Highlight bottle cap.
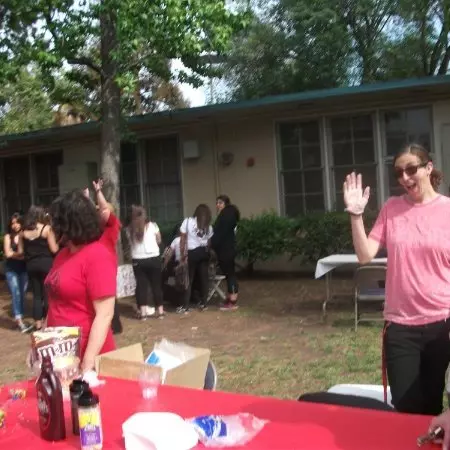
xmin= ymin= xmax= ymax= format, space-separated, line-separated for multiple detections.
xmin=77 ymin=388 xmax=99 ymax=407
xmin=70 ymin=379 xmax=89 ymax=394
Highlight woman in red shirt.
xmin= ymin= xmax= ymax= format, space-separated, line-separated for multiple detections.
xmin=45 ymin=189 xmax=116 ymax=373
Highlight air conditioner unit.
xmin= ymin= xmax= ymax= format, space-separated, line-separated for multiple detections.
xmin=182 ymin=140 xmax=200 ymax=160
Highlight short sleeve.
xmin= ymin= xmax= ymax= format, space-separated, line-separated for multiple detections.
xmin=180 ymin=218 xmax=188 ymax=234
xmin=170 ymin=238 xmax=177 ymax=251
xmin=153 ymin=222 xmax=160 ymax=233
xmin=207 ymin=226 xmax=213 ymax=240
xmin=368 ymin=201 xmax=389 ymax=247
xmin=85 ymin=244 xmax=117 ymax=301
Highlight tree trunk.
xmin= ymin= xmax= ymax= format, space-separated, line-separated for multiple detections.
xmin=100 ymin=4 xmax=123 ymax=262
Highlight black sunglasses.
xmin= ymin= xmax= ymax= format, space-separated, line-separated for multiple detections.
xmin=394 ymin=162 xmax=428 ymax=179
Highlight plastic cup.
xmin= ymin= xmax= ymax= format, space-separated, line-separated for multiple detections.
xmin=139 ymin=367 xmax=160 ymax=399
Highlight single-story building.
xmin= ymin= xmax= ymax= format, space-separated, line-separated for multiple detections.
xmin=1 ymin=75 xmax=450 ymax=231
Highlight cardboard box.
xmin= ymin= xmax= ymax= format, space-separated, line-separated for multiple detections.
xmin=96 ymin=343 xmax=211 ymax=390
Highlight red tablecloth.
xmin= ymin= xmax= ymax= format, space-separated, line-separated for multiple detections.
xmin=0 ymin=377 xmax=437 ymax=449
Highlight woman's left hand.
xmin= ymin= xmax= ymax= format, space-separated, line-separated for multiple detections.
xmin=429 ymin=410 xmax=450 ymax=449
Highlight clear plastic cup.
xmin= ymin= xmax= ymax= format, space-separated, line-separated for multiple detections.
xmin=139 ymin=367 xmax=161 ymax=399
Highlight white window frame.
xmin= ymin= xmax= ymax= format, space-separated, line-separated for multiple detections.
xmin=326 ymin=112 xmax=378 ymax=212
xmin=379 ymin=105 xmax=434 ymax=200
xmin=276 ymin=119 xmax=326 ymax=216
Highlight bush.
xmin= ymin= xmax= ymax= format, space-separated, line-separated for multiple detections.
xmin=236 ymin=211 xmax=378 ymax=270
xmin=236 ymin=212 xmax=297 ymax=273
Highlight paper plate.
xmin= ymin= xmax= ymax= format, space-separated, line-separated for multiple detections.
xmin=122 ymin=412 xmax=198 ymax=450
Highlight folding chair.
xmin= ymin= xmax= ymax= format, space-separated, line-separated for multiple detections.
xmin=354 ymin=265 xmax=386 ymax=331
xmin=206 ymin=275 xmax=226 ymax=304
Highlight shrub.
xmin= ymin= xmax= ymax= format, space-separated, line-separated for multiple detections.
xmin=236 ymin=212 xmax=297 ymax=272
xmin=236 ymin=211 xmax=379 ymax=269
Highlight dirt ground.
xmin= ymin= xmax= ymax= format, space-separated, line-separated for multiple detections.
xmin=0 ymin=274 xmax=384 ymax=399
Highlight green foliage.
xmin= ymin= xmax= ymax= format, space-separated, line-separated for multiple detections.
xmin=222 ymin=0 xmax=450 ymax=101
xmin=236 ymin=211 xmax=379 ymax=268
xmin=236 ymin=212 xmax=297 ymax=268
xmin=0 ymin=68 xmax=54 ymax=134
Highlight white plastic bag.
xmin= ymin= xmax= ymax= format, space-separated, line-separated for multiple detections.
xmin=187 ymin=413 xmax=268 ymax=447
xmin=145 ymin=339 xmax=198 ymax=382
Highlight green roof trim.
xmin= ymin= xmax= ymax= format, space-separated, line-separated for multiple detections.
xmin=2 ymin=74 xmax=450 ymax=144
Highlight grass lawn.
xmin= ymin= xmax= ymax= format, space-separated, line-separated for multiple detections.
xmin=0 ymin=275 xmax=384 ymax=399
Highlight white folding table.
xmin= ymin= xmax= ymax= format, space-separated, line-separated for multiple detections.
xmin=315 ymin=254 xmax=387 ymax=318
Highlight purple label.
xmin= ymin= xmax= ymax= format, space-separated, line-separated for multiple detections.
xmin=80 ymin=424 xmax=102 ymax=447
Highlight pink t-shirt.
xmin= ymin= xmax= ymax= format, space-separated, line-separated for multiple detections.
xmin=369 ymin=194 xmax=450 ymax=325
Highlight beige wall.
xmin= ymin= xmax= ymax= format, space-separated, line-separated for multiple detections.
xmin=216 ymin=117 xmax=279 ymax=216
xmin=178 ymin=117 xmax=280 ymax=218
xmin=179 ymin=125 xmax=217 ymax=216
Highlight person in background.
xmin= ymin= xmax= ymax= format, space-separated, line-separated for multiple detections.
xmin=179 ymin=204 xmax=213 ymax=314
xmin=45 ymin=190 xmax=116 ymax=373
xmin=84 ymin=179 xmax=123 ymax=334
xmin=21 ymin=206 xmax=58 ymax=330
xmin=127 ymin=205 xmax=165 ymax=320
xmin=3 ymin=213 xmax=32 ymax=332
xmin=211 ymin=195 xmax=240 ymax=311
xmin=344 ymin=143 xmax=450 ymax=416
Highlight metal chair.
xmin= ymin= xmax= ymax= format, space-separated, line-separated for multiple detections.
xmin=354 ymin=265 xmax=386 ymax=331
xmin=298 ymin=392 xmax=394 ymax=412
xmin=204 ymin=360 xmax=218 ymax=391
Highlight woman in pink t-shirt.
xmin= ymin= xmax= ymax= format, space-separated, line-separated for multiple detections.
xmin=44 ymin=190 xmax=117 ymax=374
xmin=344 ymin=143 xmax=450 ymax=416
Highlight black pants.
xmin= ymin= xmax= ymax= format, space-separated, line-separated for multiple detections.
xmin=132 ymin=257 xmax=163 ymax=308
xmin=384 ymin=319 xmax=450 ymax=415
xmin=216 ymin=246 xmax=238 ymax=295
xmin=183 ymin=247 xmax=209 ymax=309
xmin=29 ymin=270 xmax=49 ymax=321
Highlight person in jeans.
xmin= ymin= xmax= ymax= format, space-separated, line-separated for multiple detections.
xmin=179 ymin=204 xmax=213 ymax=314
xmin=211 ymin=195 xmax=240 ymax=311
xmin=21 ymin=206 xmax=58 ymax=330
xmin=344 ymin=143 xmax=450 ymax=416
xmin=3 ymin=213 xmax=31 ymax=332
xmin=127 ymin=205 xmax=164 ymax=320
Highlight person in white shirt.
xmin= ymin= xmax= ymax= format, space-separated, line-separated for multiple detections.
xmin=179 ymin=204 xmax=213 ymax=313
xmin=127 ymin=205 xmax=164 ymax=319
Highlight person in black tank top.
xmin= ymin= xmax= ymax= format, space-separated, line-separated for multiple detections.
xmin=3 ymin=213 xmax=32 ymax=333
xmin=21 ymin=206 xmax=59 ymax=330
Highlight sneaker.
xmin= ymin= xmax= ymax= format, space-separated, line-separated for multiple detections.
xmin=176 ymin=307 xmax=190 ymax=315
xmin=198 ymin=304 xmax=208 ymax=312
xmin=18 ymin=322 xmax=33 ymax=333
xmin=220 ymin=302 xmax=239 ymax=311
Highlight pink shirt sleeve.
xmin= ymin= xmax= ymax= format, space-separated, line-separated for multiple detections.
xmin=368 ymin=200 xmax=389 ymax=247
xmin=86 ymin=245 xmax=117 ymax=301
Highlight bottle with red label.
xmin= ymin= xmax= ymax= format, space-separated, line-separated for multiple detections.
xmin=36 ymin=355 xmax=66 ymax=441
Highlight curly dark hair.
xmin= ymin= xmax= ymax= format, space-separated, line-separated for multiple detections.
xmin=49 ymin=189 xmax=101 ymax=246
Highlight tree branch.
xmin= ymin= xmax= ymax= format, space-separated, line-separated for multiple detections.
xmin=67 ymin=57 xmax=103 ymax=77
